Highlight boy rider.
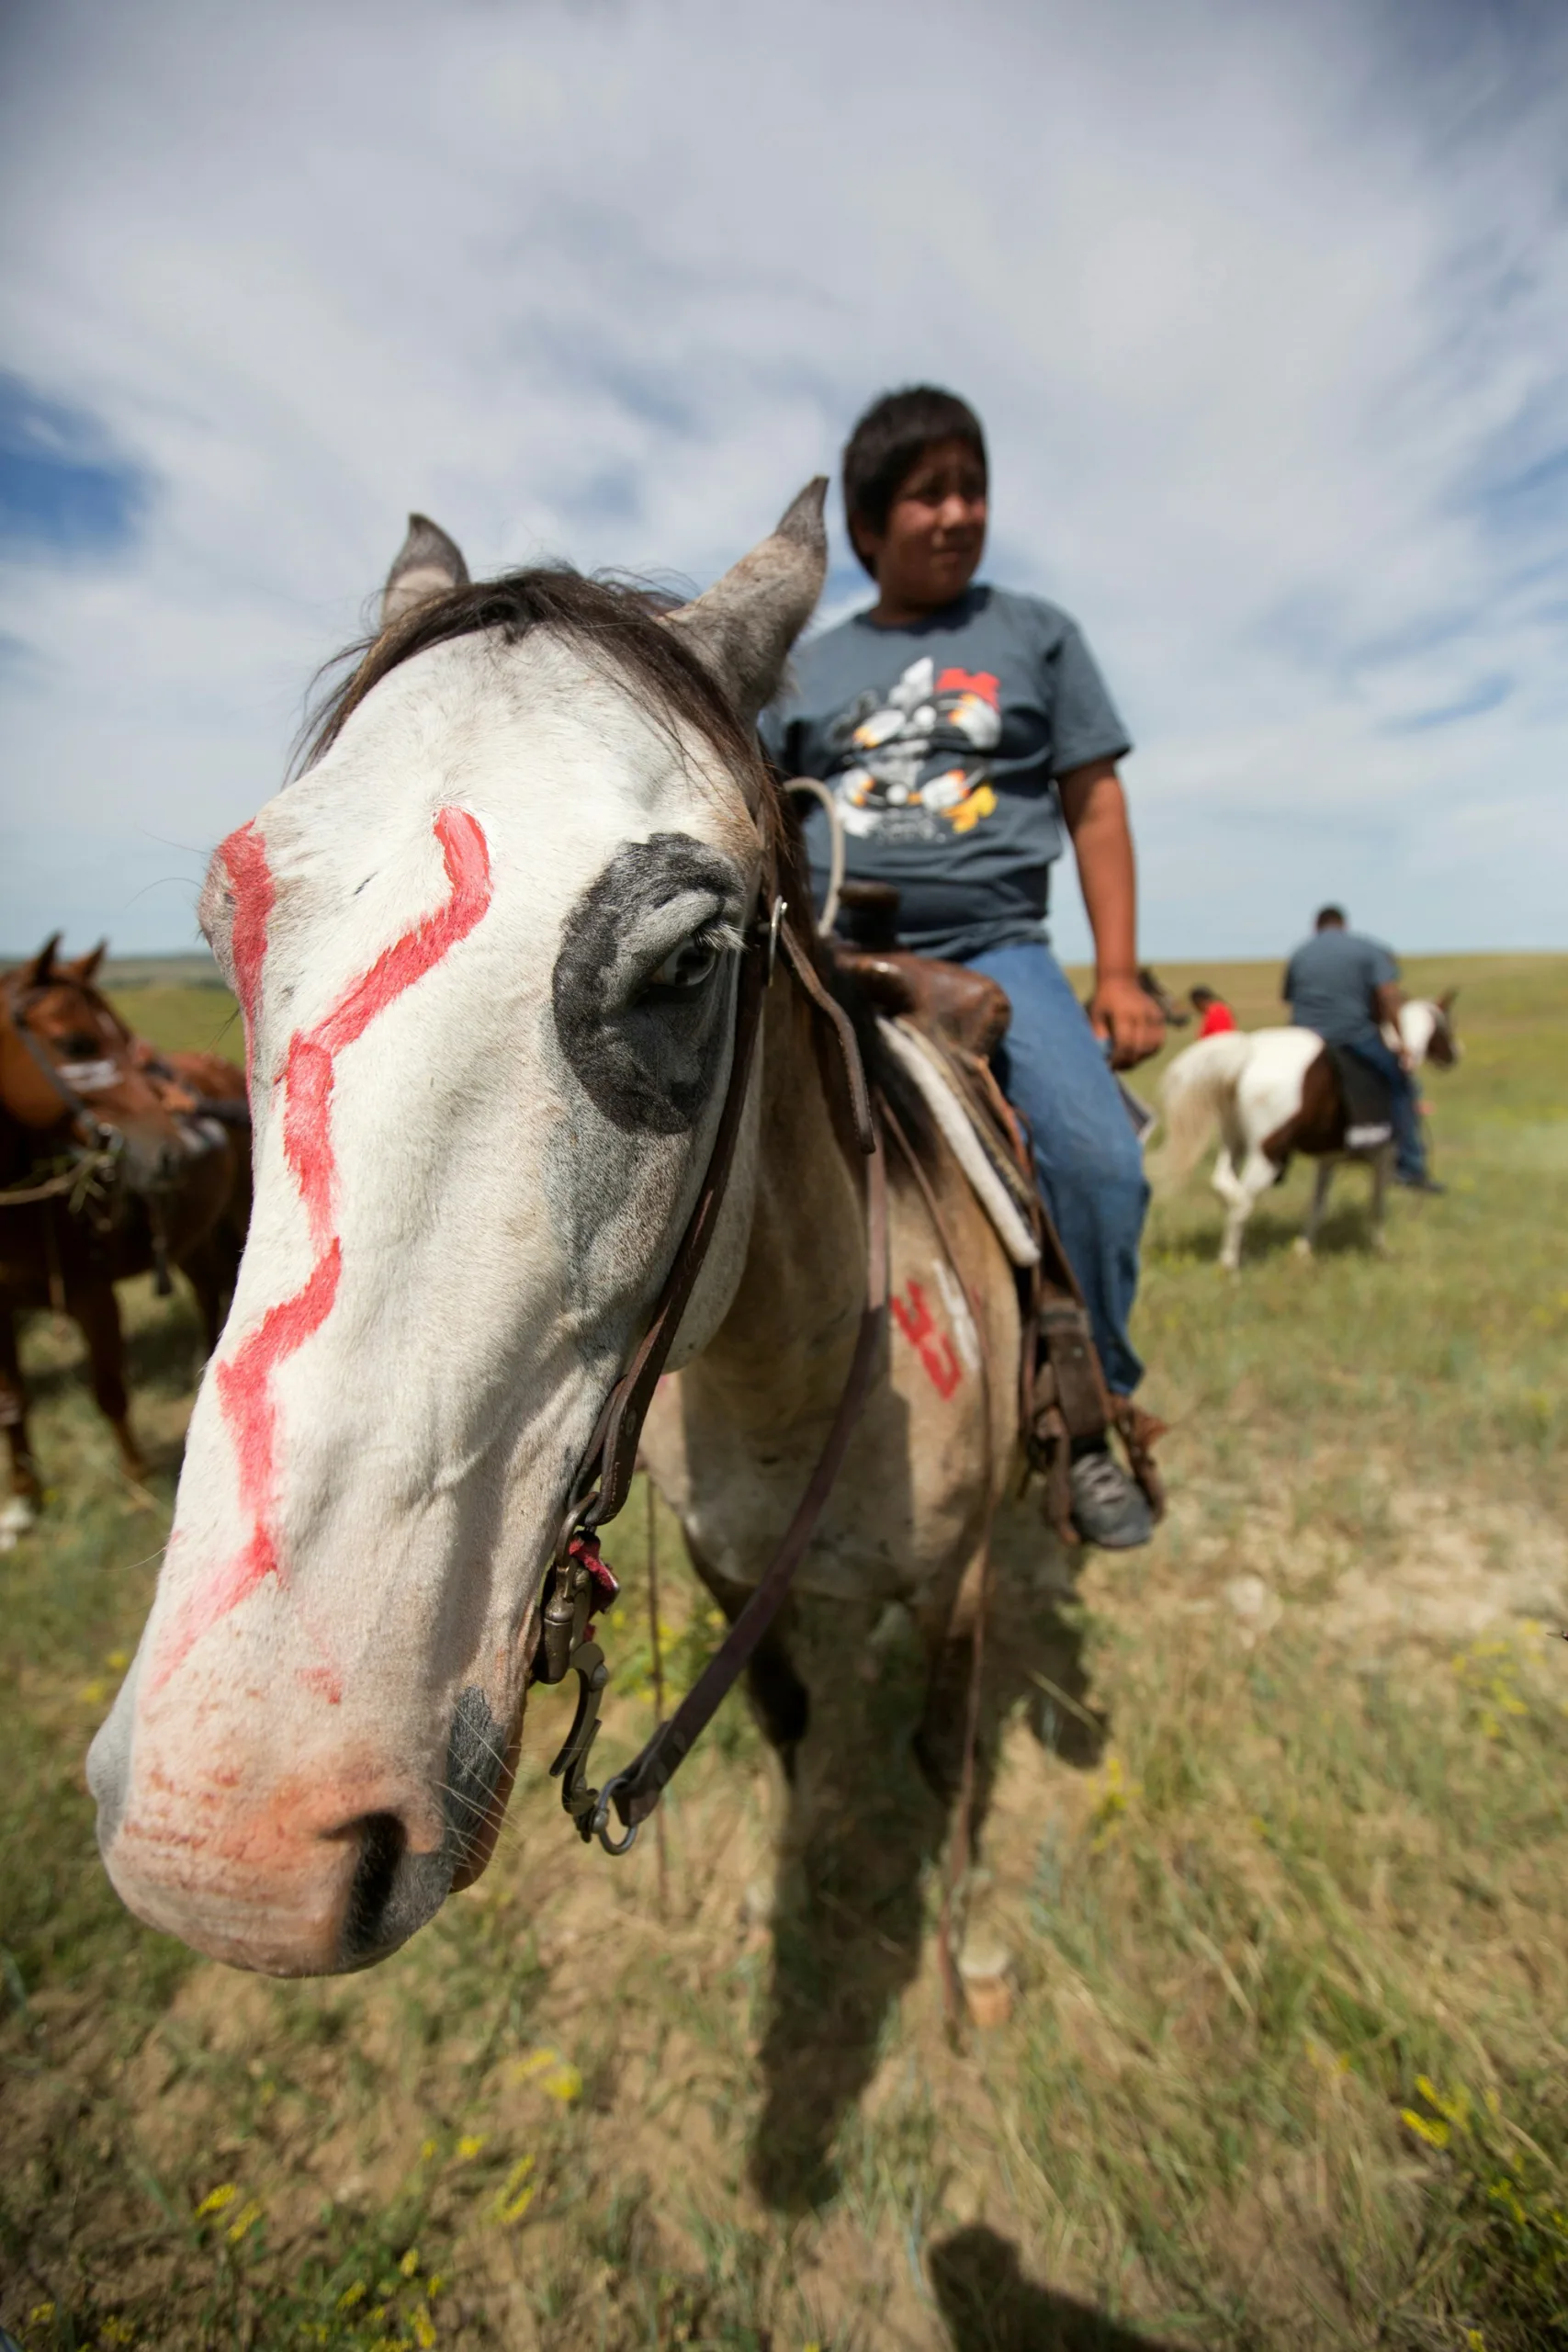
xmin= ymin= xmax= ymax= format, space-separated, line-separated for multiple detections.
xmin=762 ymin=386 xmax=1162 ymax=1547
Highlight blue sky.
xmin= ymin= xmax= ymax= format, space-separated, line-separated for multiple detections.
xmin=2 ymin=0 xmax=1565 ymax=961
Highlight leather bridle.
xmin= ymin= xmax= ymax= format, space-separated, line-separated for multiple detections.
xmin=2 ymin=977 xmax=123 ymax=1149
xmin=529 ymin=859 xmax=887 ymax=1856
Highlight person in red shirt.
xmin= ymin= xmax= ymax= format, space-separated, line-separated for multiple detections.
xmin=1190 ymin=984 xmax=1236 ymax=1038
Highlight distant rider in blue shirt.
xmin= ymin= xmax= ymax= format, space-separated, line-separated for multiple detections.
xmin=762 ymin=386 xmax=1163 ymax=1547
xmin=1282 ymin=905 xmax=1440 ymax=1192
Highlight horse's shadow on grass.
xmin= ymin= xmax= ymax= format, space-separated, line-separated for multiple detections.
xmin=750 ymin=1525 xmax=1104 ymax=2214
xmin=930 ymin=2225 xmax=1184 ymax=2350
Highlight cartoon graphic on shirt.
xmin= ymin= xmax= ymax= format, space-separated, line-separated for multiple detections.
xmin=827 ymin=657 xmax=1002 ymax=841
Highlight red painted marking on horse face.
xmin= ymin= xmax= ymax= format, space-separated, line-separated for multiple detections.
xmin=152 ymin=809 xmax=492 ymax=1693
xmin=220 ymin=822 xmax=276 ymax=1091
xmin=890 ymin=1280 xmax=962 ymax=1400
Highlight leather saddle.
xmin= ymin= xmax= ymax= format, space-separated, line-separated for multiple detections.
xmin=1325 ymin=1043 xmax=1394 ymax=1149
xmin=830 ymin=883 xmax=1011 ymax=1061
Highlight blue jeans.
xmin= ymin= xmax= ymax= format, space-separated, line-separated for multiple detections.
xmin=1340 ymin=1035 xmax=1426 ymax=1181
xmin=964 ymin=941 xmax=1148 ymax=1396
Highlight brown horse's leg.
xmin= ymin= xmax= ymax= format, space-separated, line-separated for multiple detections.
xmin=0 ymin=1308 xmax=42 ymax=1510
xmin=179 ymin=1238 xmax=224 ymax=1355
xmin=687 ymin=1548 xmax=810 ymax=1771
xmin=74 ymin=1283 xmax=147 ymax=1482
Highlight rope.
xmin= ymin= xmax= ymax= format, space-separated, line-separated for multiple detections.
xmin=646 ymin=1476 xmax=669 ymax=1914
xmin=783 ymin=776 xmax=845 ymax=936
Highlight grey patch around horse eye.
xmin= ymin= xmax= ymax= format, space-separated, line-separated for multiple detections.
xmin=551 ymin=833 xmax=742 ymax=1135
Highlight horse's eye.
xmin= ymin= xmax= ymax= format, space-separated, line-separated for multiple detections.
xmin=63 ymin=1032 xmax=101 ymax=1057
xmin=648 ymin=936 xmax=719 ymax=992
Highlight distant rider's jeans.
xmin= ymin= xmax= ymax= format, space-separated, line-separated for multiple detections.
xmin=1340 ymin=1034 xmax=1427 ymax=1181
xmin=964 ymin=940 xmax=1148 ymax=1396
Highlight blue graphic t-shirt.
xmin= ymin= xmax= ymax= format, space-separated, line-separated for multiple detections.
xmin=760 ymin=584 xmax=1132 ymax=959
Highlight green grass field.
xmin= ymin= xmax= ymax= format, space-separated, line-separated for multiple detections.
xmin=3 ymin=957 xmax=1565 ymax=2351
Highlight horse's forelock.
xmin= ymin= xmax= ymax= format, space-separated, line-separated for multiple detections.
xmin=297 ymin=567 xmax=769 ymax=804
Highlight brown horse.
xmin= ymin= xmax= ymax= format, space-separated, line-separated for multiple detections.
xmin=1 ymin=937 xmax=249 ymax=1518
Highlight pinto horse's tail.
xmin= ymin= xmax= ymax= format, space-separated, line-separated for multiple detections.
xmin=1149 ymin=1033 xmax=1254 ymax=1188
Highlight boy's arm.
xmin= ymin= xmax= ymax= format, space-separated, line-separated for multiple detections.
xmin=1058 ymin=757 xmax=1164 ymax=1067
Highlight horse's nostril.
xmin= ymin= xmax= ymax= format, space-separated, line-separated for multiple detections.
xmin=342 ymin=1812 xmax=408 ymax=1959
xmin=337 ymin=1810 xmax=452 ymax=1967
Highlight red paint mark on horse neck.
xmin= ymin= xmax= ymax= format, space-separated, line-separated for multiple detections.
xmin=220 ymin=822 xmax=276 ymax=1091
xmin=154 ymin=808 xmax=492 ymax=1690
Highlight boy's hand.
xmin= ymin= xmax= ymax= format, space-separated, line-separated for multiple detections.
xmin=1090 ymin=973 xmax=1165 ymax=1069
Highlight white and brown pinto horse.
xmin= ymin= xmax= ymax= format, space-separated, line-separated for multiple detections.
xmin=89 ymin=491 xmax=1030 ymax=1977
xmin=1155 ymin=999 xmax=1459 ymax=1271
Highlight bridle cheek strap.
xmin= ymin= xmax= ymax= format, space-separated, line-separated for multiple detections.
xmin=531 ymin=891 xmax=887 ymax=1852
xmin=604 ymin=1124 xmax=886 ymax=1831
xmin=557 ymin=910 xmax=773 ymax=1551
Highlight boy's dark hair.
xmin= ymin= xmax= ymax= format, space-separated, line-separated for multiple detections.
xmin=842 ymin=386 xmax=987 ymax=574
xmin=1315 ymin=905 xmax=1348 ymax=931
xmin=1190 ymin=985 xmax=1219 ymax=1008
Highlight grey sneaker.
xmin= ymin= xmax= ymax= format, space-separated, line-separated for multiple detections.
xmin=1069 ymin=1448 xmax=1154 ymax=1549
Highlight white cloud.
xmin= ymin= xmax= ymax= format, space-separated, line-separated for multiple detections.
xmin=2 ymin=0 xmax=1565 ymax=957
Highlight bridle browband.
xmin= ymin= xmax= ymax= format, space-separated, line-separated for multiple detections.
xmin=529 ymin=824 xmax=887 ymax=1857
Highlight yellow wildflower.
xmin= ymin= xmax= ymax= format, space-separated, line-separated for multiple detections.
xmin=400 ymin=2246 xmax=421 ymax=2278
xmin=454 ymin=2132 xmax=486 ymax=2161
xmin=1402 ymin=2109 xmax=1450 ymax=2150
xmin=226 ymin=2199 xmax=262 ymax=2244
xmin=1415 ymin=2076 xmax=1471 ymax=2130
xmin=420 ymin=2136 xmax=438 ymax=2161
xmin=105 ymin=1648 xmax=130 ymax=1670
xmin=492 ymin=2153 xmax=537 ymax=2224
xmin=194 ymin=2183 xmax=238 ymax=2218
xmin=426 ymin=2275 xmax=446 ymax=2300
xmin=29 ymin=2307 xmax=56 ymax=2327
xmin=412 ymin=2309 xmax=437 ymax=2350
xmin=336 ymin=2282 xmax=367 ymax=2312
xmin=507 ymin=2046 xmax=581 ymax=2101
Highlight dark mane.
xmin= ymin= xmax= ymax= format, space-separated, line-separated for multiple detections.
xmin=302 ymin=563 xmax=933 ymax=1161
xmin=298 ymin=566 xmax=770 ymax=800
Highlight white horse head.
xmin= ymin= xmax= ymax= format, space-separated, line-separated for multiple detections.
xmin=88 ymin=483 xmax=827 ymax=1975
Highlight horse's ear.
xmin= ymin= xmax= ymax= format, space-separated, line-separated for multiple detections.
xmin=66 ymin=940 xmax=108 ymax=987
xmin=381 ymin=513 xmax=469 ymax=632
xmin=20 ymin=932 xmax=62 ymax=988
xmin=666 ymin=478 xmax=828 ymax=731
xmin=1438 ymin=987 xmax=1458 ymax=1013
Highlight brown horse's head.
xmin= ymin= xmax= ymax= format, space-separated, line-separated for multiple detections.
xmin=0 ymin=936 xmax=198 ymax=1194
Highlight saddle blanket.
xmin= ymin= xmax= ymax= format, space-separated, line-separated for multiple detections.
xmin=876 ymin=1017 xmax=1041 ymax=1268
xmin=1326 ymin=1043 xmax=1393 ymax=1150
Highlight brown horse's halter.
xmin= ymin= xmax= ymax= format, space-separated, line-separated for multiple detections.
xmin=530 ymin=883 xmax=887 ymax=1855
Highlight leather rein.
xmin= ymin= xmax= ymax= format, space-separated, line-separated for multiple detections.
xmin=527 ymin=875 xmax=887 ymax=1857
